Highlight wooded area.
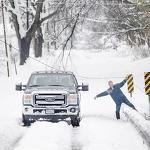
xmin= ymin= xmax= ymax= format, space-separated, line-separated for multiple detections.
xmin=0 ymin=0 xmax=150 ymax=65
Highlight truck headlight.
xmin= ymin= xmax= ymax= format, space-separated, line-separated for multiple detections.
xmin=68 ymin=94 xmax=78 ymax=105
xmin=23 ymin=94 xmax=32 ymax=105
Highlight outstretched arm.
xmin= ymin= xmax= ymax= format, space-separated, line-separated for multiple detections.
xmin=96 ymin=91 xmax=109 ymax=98
xmin=117 ymin=79 xmax=127 ymax=88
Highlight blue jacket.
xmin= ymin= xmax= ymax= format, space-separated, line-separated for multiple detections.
xmin=96 ymin=80 xmax=127 ymax=104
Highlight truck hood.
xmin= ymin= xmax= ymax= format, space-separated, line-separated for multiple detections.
xmin=25 ymin=86 xmax=76 ymax=94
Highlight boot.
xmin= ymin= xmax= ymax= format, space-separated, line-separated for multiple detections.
xmin=116 ymin=112 xmax=120 ymax=119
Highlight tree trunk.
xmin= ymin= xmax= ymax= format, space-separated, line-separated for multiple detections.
xmin=8 ymin=0 xmax=65 ymax=65
xmin=19 ymin=37 xmax=31 ymax=65
xmin=34 ymin=27 xmax=43 ymax=57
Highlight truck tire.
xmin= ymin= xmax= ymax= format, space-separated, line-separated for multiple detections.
xmin=71 ymin=117 xmax=80 ymax=127
xmin=22 ymin=114 xmax=31 ymax=126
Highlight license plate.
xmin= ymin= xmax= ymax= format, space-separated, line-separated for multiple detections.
xmin=46 ymin=109 xmax=54 ymax=114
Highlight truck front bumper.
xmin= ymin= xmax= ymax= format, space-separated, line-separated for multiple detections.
xmin=22 ymin=105 xmax=80 ymax=122
xmin=23 ymin=114 xmax=80 ymax=122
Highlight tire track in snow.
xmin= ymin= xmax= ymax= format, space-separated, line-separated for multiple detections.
xmin=71 ymin=127 xmax=82 ymax=150
xmin=14 ymin=121 xmax=72 ymax=150
xmin=14 ymin=121 xmax=83 ymax=150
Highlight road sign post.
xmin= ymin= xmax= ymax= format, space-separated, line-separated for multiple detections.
xmin=127 ymin=74 xmax=134 ymax=97
xmin=144 ymin=72 xmax=150 ymax=116
xmin=148 ymin=94 xmax=150 ymax=116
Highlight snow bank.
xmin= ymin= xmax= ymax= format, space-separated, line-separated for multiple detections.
xmin=123 ymin=107 xmax=150 ymax=147
xmin=0 ymin=77 xmax=25 ymax=150
xmin=14 ymin=121 xmax=72 ymax=150
xmin=0 ymin=120 xmax=25 ymax=150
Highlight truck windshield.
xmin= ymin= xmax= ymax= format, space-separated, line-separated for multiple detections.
xmin=28 ymin=74 xmax=75 ymax=87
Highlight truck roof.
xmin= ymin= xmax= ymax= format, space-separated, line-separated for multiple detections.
xmin=32 ymin=71 xmax=74 ymax=75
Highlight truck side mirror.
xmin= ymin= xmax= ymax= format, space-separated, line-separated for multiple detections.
xmin=16 ymin=83 xmax=26 ymax=91
xmin=78 ymin=83 xmax=89 ymax=91
xmin=16 ymin=83 xmax=22 ymax=91
xmin=82 ymin=84 xmax=89 ymax=91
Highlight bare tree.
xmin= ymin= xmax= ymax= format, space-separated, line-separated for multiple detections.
xmin=43 ymin=0 xmax=89 ymax=51
xmin=7 ymin=0 xmax=66 ymax=65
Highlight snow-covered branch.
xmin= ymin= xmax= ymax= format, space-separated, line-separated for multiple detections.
xmin=40 ymin=3 xmax=64 ymax=23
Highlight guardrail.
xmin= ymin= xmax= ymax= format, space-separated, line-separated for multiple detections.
xmin=123 ymin=108 xmax=150 ymax=149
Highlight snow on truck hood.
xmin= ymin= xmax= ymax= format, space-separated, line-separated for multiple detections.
xmin=24 ymin=86 xmax=76 ymax=94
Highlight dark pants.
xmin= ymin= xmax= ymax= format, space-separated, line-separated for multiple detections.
xmin=115 ymin=98 xmax=136 ymax=119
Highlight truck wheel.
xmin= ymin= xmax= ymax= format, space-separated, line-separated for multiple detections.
xmin=22 ymin=114 xmax=31 ymax=126
xmin=71 ymin=117 xmax=80 ymax=127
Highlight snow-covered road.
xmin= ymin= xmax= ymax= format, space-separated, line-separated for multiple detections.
xmin=14 ymin=116 xmax=147 ymax=150
xmin=1 ymin=50 xmax=150 ymax=150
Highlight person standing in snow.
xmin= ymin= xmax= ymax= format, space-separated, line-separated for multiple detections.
xmin=94 ymin=77 xmax=136 ymax=119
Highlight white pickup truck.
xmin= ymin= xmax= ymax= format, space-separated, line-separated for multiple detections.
xmin=16 ymin=71 xmax=89 ymax=127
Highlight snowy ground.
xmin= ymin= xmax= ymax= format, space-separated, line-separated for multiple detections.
xmin=0 ymin=50 xmax=150 ymax=150
xmin=13 ymin=117 xmax=147 ymax=150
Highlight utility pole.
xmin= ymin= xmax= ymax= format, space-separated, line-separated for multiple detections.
xmin=26 ymin=0 xmax=29 ymax=29
xmin=1 ymin=0 xmax=10 ymax=77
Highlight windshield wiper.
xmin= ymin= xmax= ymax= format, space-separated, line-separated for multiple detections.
xmin=29 ymin=85 xmax=43 ymax=87
xmin=29 ymin=84 xmax=64 ymax=87
xmin=48 ymin=85 xmax=63 ymax=86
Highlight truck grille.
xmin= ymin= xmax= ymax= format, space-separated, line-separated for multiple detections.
xmin=34 ymin=93 xmax=66 ymax=107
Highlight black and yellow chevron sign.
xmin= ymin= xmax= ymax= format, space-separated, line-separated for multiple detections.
xmin=127 ymin=74 xmax=134 ymax=93
xmin=144 ymin=72 xmax=150 ymax=95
